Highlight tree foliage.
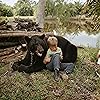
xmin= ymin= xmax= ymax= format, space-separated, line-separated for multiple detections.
xmin=81 ymin=0 xmax=100 ymax=17
xmin=45 ymin=0 xmax=55 ymax=17
xmin=0 ymin=1 xmax=13 ymax=17
xmin=14 ymin=0 xmax=35 ymax=16
xmin=45 ymin=0 xmax=82 ymax=25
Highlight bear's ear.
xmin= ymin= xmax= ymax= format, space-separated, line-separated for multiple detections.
xmin=39 ymin=34 xmax=45 ymax=39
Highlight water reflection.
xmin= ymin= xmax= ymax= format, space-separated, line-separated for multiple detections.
xmin=44 ymin=20 xmax=100 ymax=35
xmin=44 ymin=19 xmax=100 ymax=48
xmin=64 ymin=31 xmax=100 ymax=48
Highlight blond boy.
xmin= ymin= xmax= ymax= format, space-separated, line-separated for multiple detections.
xmin=43 ymin=36 xmax=63 ymax=81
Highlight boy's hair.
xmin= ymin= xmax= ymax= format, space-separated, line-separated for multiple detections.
xmin=47 ymin=36 xmax=58 ymax=46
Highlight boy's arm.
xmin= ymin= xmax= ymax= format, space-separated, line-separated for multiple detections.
xmin=43 ymin=50 xmax=51 ymax=64
xmin=60 ymin=51 xmax=63 ymax=60
xmin=59 ymin=48 xmax=63 ymax=60
xmin=43 ymin=55 xmax=51 ymax=64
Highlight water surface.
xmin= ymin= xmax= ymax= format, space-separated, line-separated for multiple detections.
xmin=45 ymin=19 xmax=100 ymax=48
xmin=64 ymin=31 xmax=100 ymax=48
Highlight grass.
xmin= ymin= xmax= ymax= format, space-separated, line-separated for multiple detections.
xmin=0 ymin=47 xmax=100 ymax=100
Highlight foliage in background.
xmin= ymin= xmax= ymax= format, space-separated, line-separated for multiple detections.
xmin=13 ymin=0 xmax=36 ymax=16
xmin=0 ymin=1 xmax=13 ymax=17
xmin=0 ymin=0 xmax=82 ymax=23
xmin=81 ymin=0 xmax=100 ymax=18
xmin=45 ymin=0 xmax=82 ymax=25
xmin=1 ymin=0 xmax=100 ymax=20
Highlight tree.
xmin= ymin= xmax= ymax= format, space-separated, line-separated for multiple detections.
xmin=45 ymin=0 xmax=82 ymax=22
xmin=36 ymin=0 xmax=46 ymax=28
xmin=81 ymin=0 xmax=100 ymax=18
xmin=45 ymin=0 xmax=56 ymax=17
xmin=0 ymin=0 xmax=2 ymax=16
xmin=14 ymin=0 xmax=34 ymax=16
xmin=0 ymin=2 xmax=13 ymax=17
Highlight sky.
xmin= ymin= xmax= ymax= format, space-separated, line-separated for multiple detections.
xmin=1 ymin=0 xmax=86 ymax=7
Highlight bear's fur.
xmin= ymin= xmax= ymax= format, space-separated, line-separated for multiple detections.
xmin=12 ymin=34 xmax=77 ymax=73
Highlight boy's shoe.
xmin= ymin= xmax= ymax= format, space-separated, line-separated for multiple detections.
xmin=60 ymin=72 xmax=68 ymax=81
xmin=54 ymin=69 xmax=60 ymax=81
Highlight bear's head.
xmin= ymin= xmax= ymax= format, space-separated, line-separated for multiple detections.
xmin=28 ymin=34 xmax=47 ymax=57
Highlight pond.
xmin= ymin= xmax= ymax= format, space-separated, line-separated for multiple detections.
xmin=64 ymin=31 xmax=100 ymax=48
xmin=45 ymin=19 xmax=100 ymax=48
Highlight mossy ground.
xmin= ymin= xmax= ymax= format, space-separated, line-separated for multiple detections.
xmin=0 ymin=48 xmax=100 ymax=100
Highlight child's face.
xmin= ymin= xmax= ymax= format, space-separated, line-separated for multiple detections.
xmin=49 ymin=45 xmax=57 ymax=51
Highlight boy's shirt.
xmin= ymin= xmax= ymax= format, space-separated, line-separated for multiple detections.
xmin=46 ymin=47 xmax=63 ymax=60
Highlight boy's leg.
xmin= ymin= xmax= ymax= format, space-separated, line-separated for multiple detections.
xmin=52 ymin=54 xmax=61 ymax=81
xmin=46 ymin=54 xmax=61 ymax=81
xmin=60 ymin=63 xmax=74 ymax=74
xmin=46 ymin=54 xmax=61 ymax=71
xmin=46 ymin=60 xmax=53 ymax=71
xmin=52 ymin=54 xmax=60 ymax=71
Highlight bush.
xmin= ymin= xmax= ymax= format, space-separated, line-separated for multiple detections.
xmin=0 ymin=4 xmax=13 ymax=17
xmin=16 ymin=4 xmax=33 ymax=16
xmin=14 ymin=0 xmax=34 ymax=16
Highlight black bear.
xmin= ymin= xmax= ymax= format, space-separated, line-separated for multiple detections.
xmin=12 ymin=34 xmax=77 ymax=73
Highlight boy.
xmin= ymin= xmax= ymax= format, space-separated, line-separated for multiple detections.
xmin=43 ymin=36 xmax=62 ymax=81
xmin=43 ymin=36 xmax=74 ymax=81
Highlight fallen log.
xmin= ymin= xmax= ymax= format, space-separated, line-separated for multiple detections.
xmin=0 ymin=42 xmax=19 ymax=47
xmin=0 ymin=31 xmax=54 ymax=37
xmin=0 ymin=31 xmax=54 ymax=49
xmin=0 ymin=35 xmax=26 ymax=49
xmin=0 ymin=52 xmax=16 ymax=61
xmin=0 ymin=46 xmax=15 ymax=52
xmin=0 ymin=42 xmax=20 ymax=49
xmin=0 ymin=48 xmax=15 ymax=57
xmin=0 ymin=44 xmax=26 ymax=63
xmin=0 ymin=18 xmax=43 ymax=32
xmin=0 ymin=51 xmax=26 ymax=64
xmin=0 ymin=20 xmax=8 ymax=26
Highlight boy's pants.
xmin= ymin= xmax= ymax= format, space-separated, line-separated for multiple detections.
xmin=46 ymin=54 xmax=74 ymax=74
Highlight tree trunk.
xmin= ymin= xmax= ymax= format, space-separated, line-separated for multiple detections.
xmin=36 ymin=0 xmax=46 ymax=29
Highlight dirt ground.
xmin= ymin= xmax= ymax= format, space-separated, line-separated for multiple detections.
xmin=0 ymin=48 xmax=100 ymax=100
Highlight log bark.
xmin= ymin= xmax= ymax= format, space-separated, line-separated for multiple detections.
xmin=0 ymin=49 xmax=15 ymax=57
xmin=0 ymin=51 xmax=26 ymax=64
xmin=0 ymin=31 xmax=54 ymax=37
xmin=0 ymin=42 xmax=20 ymax=49
xmin=0 ymin=47 xmax=15 ymax=53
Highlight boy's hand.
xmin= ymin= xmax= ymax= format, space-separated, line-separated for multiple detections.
xmin=46 ymin=57 xmax=51 ymax=63
xmin=43 ymin=57 xmax=51 ymax=64
xmin=60 ymin=55 xmax=63 ymax=60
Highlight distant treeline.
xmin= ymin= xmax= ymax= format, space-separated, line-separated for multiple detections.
xmin=0 ymin=0 xmax=82 ymax=19
xmin=0 ymin=0 xmax=36 ymax=17
xmin=1 ymin=0 xmax=100 ymax=26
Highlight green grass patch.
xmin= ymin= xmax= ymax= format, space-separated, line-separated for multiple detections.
xmin=0 ymin=47 xmax=100 ymax=100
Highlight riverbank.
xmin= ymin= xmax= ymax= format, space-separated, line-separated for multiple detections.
xmin=0 ymin=47 xmax=100 ymax=100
